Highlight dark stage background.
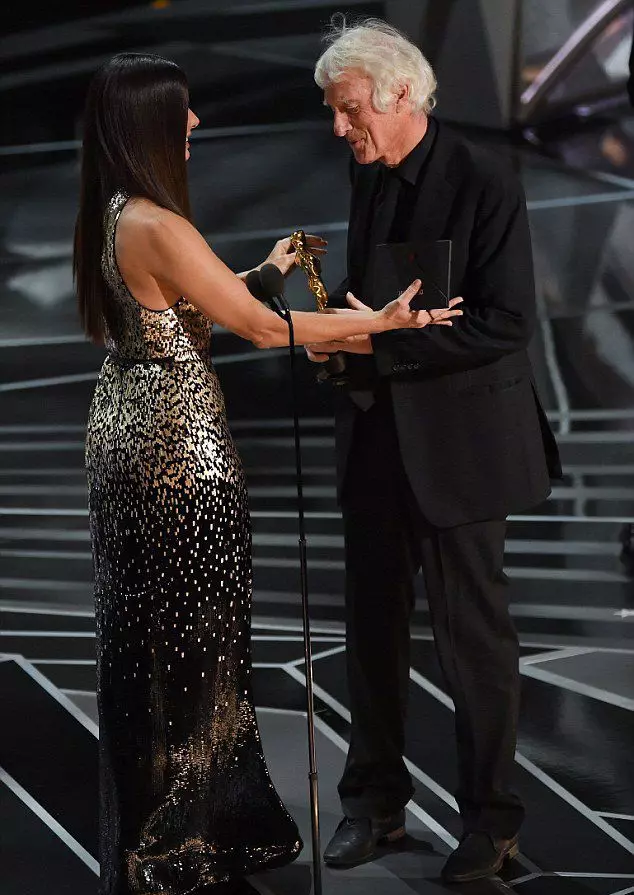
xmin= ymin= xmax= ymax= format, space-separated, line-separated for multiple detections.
xmin=1 ymin=2 xmax=634 ymax=894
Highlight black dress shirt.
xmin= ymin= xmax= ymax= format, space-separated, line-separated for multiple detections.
xmin=348 ymin=117 xmax=439 ymax=396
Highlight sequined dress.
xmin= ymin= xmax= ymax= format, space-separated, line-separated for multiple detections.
xmin=86 ymin=191 xmax=302 ymax=894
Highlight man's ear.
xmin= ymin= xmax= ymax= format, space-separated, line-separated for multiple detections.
xmin=395 ymin=83 xmax=410 ymax=113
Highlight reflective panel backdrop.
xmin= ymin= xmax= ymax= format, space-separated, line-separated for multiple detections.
xmin=1 ymin=2 xmax=633 ymax=895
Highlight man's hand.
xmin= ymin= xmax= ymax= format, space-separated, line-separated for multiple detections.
xmin=326 ymin=290 xmax=461 ymax=325
xmin=306 ymin=346 xmax=330 ymax=363
xmin=342 ymin=289 xmax=462 ymax=328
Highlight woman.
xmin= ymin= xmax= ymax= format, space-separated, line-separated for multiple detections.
xmin=75 ymin=52 xmax=461 ymax=895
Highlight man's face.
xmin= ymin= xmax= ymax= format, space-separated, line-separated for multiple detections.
xmin=323 ymin=70 xmax=402 ymax=166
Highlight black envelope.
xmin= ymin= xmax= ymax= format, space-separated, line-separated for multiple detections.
xmin=373 ymin=240 xmax=452 ymax=311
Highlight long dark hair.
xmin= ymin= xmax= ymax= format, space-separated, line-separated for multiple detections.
xmin=74 ymin=53 xmax=192 ymax=343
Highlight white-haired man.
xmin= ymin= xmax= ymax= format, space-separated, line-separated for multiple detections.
xmin=307 ymin=18 xmax=561 ymax=883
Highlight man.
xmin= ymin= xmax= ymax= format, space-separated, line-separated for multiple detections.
xmin=307 ymin=18 xmax=561 ymax=884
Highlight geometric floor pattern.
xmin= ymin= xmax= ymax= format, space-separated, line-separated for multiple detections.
xmin=2 ymin=610 xmax=634 ymax=894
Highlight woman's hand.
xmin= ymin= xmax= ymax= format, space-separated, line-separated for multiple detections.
xmin=306 ymin=333 xmax=370 ymax=361
xmin=263 ymin=234 xmax=328 ymax=277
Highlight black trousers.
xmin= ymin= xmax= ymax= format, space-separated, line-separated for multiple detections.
xmin=338 ymin=388 xmax=524 ymax=839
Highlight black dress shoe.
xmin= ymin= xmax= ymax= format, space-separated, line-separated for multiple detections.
xmin=323 ymin=811 xmax=406 ymax=867
xmin=442 ymin=831 xmax=519 ymax=883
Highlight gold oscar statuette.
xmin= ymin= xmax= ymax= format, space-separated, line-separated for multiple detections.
xmin=290 ymin=229 xmax=348 ymax=383
xmin=290 ymin=229 xmax=328 ymax=312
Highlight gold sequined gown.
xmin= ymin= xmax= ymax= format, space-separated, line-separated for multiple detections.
xmin=86 ymin=191 xmax=302 ymax=894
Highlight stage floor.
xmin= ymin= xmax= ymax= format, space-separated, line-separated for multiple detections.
xmin=2 ymin=612 xmax=633 ymax=895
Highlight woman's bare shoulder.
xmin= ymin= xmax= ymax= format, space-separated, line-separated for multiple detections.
xmin=117 ymin=198 xmax=196 ymax=262
xmin=119 ymin=197 xmax=182 ymax=236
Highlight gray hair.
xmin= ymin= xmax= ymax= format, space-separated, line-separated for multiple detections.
xmin=314 ymin=17 xmax=437 ymax=116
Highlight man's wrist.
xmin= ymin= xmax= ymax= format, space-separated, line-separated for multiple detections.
xmin=373 ymin=310 xmax=388 ymax=333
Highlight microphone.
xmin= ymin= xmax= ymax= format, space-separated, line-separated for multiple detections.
xmin=261 ymin=264 xmax=347 ymax=382
xmin=245 ymin=268 xmax=267 ymax=303
xmin=249 ymin=264 xmax=346 ymax=382
xmin=246 ymin=265 xmax=285 ymax=318
xmin=259 ymin=263 xmax=286 ymax=303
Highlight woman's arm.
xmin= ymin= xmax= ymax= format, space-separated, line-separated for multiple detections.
xmin=141 ymin=209 xmax=456 ymax=348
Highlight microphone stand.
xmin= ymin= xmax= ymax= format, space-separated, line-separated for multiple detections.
xmin=258 ymin=272 xmax=322 ymax=895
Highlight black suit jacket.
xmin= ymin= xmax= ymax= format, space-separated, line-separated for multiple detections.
xmin=329 ymin=120 xmax=561 ymax=527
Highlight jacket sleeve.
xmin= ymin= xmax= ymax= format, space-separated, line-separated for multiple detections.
xmin=371 ymin=171 xmax=537 ymax=377
xmin=326 ymin=277 xmax=350 ymax=309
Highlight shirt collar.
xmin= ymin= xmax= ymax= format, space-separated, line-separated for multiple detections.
xmin=390 ymin=116 xmax=437 ymax=185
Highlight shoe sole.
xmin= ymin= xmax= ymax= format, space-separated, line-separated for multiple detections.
xmin=323 ymin=826 xmax=407 ymax=868
xmin=441 ymin=840 xmax=520 ymax=884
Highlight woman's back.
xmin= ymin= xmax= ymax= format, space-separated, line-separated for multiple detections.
xmin=102 ymin=190 xmax=212 ymax=362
